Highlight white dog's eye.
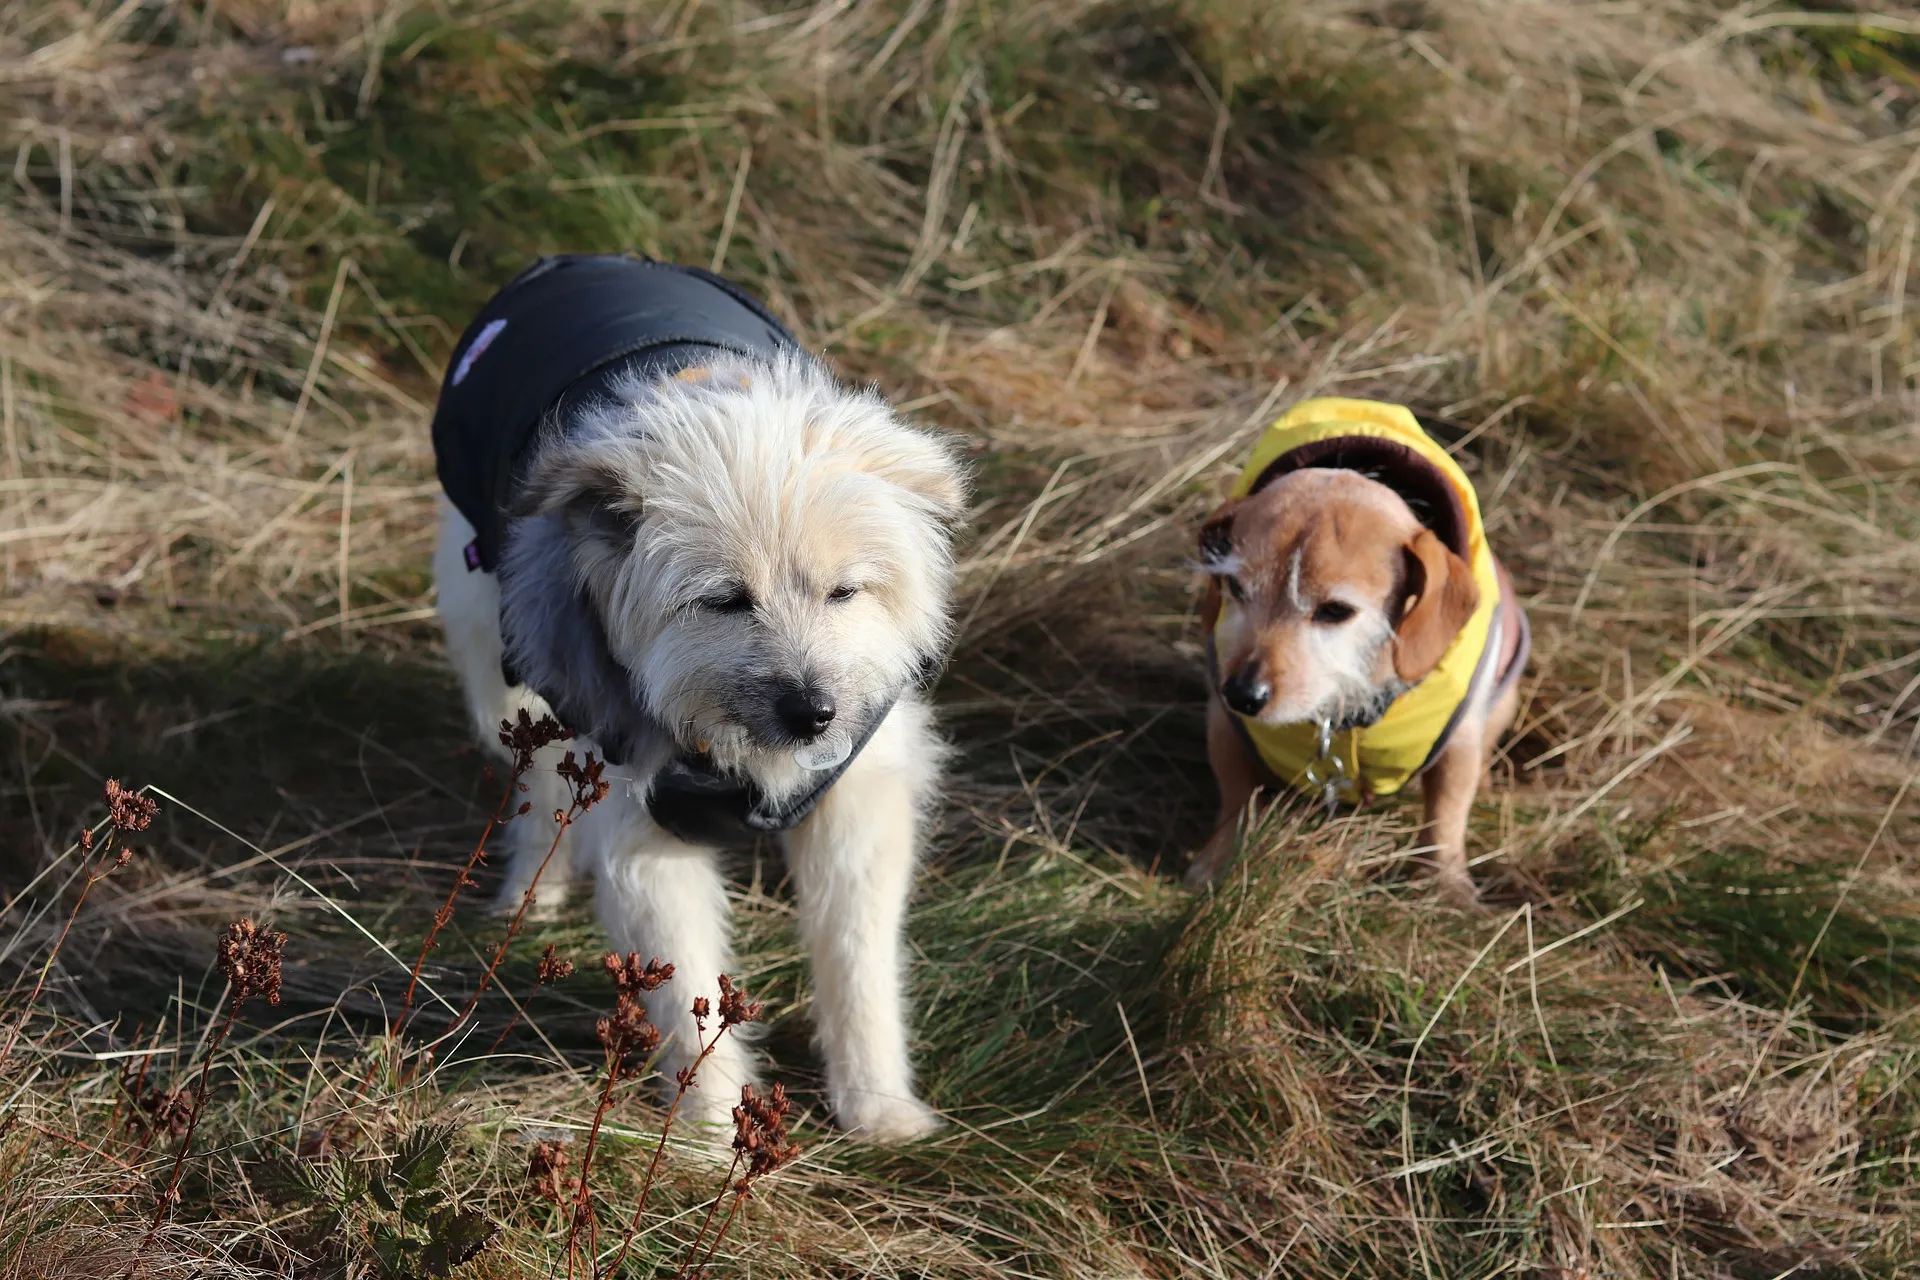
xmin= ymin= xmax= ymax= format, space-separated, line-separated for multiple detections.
xmin=697 ymin=586 xmax=755 ymax=613
xmin=1312 ymin=600 xmax=1357 ymax=625
xmin=827 ymin=584 xmax=859 ymax=603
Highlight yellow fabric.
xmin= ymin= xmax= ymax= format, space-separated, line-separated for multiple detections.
xmin=1214 ymin=397 xmax=1499 ymax=798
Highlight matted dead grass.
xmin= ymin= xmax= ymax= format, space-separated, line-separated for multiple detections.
xmin=2 ymin=1 xmax=1918 ymax=1276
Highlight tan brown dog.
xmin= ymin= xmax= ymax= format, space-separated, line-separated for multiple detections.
xmin=1184 ymin=398 xmax=1528 ymax=905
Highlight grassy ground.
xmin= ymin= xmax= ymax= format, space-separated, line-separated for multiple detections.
xmin=4 ymin=0 xmax=1920 ymax=1275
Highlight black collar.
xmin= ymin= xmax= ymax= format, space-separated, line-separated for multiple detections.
xmin=643 ymin=652 xmax=943 ymax=846
xmin=645 ymin=703 xmax=893 ymax=846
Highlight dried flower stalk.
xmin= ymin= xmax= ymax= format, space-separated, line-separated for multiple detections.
xmin=597 ymin=974 xmax=766 ymax=1280
xmin=141 ymin=918 xmax=286 ymax=1255
xmin=0 ymin=780 xmax=153 ymax=1070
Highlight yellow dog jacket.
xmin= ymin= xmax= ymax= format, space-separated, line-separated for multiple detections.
xmin=1206 ymin=397 xmax=1525 ymax=802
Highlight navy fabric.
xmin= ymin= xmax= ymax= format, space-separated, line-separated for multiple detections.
xmin=432 ymin=254 xmax=801 ymax=573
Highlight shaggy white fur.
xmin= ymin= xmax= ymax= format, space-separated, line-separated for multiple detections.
xmin=435 ymin=352 xmax=963 ymax=1141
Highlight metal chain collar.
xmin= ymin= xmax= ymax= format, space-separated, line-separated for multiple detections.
xmin=1298 ymin=717 xmax=1357 ymax=818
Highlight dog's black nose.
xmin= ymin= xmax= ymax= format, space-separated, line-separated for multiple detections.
xmin=775 ymin=688 xmax=837 ymax=739
xmin=1221 ymin=666 xmax=1270 ymax=717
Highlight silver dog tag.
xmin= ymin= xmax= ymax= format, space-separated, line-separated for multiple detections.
xmin=793 ymin=734 xmax=853 ymax=771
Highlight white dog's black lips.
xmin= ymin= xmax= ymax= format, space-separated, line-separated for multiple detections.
xmin=647 ymin=699 xmax=898 ymax=847
xmin=642 ymin=649 xmax=944 ymax=845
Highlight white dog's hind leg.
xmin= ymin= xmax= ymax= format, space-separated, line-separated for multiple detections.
xmin=591 ymin=816 xmax=758 ymax=1134
xmin=783 ymin=705 xmax=942 ymax=1143
xmin=436 ymin=500 xmax=578 ymax=917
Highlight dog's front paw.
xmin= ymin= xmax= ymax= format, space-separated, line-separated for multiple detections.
xmin=1433 ymin=869 xmax=1484 ymax=913
xmin=1182 ymin=832 xmax=1236 ymax=888
xmin=836 ymin=1092 xmax=943 ymax=1144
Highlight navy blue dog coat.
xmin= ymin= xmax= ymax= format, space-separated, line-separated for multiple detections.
xmin=434 ymin=254 xmax=801 ymax=575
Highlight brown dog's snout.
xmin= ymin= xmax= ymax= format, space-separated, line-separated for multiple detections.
xmin=1220 ymin=661 xmax=1271 ymax=717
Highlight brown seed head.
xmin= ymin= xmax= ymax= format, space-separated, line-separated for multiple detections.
xmin=595 ymin=996 xmax=661 ymax=1077
xmin=498 ymin=710 xmax=568 ymax=775
xmin=602 ymin=953 xmax=674 ymax=998
xmin=731 ymin=1082 xmax=800 ymax=1180
xmin=526 ymin=1139 xmax=572 ymax=1207
xmin=103 ymin=779 xmax=158 ymax=833
xmin=119 ymin=1058 xmax=194 ymax=1141
xmin=142 ymin=1085 xmax=194 ymax=1140
xmin=716 ymin=974 xmax=762 ymax=1030
xmin=216 ymin=918 xmax=288 ymax=1008
xmin=556 ymin=750 xmax=611 ymax=812
xmin=536 ymin=945 xmax=574 ymax=986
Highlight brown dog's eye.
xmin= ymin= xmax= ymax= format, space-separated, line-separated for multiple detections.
xmin=1223 ymin=576 xmax=1247 ymax=603
xmin=1312 ymin=600 xmax=1356 ymax=625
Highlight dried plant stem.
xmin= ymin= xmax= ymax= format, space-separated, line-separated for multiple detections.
xmin=0 ymin=829 xmax=117 ymax=1070
xmin=488 ymin=946 xmax=575 ymax=1057
xmin=134 ymin=918 xmax=283 ymax=1271
xmin=597 ymin=1023 xmax=738 ymax=1280
xmin=564 ymin=1053 xmax=628 ymax=1280
xmin=674 ymin=1078 xmax=796 ymax=1279
xmin=484 ymin=991 xmax=537 ymax=1058
xmin=395 ymin=777 xmax=517 ymax=1037
xmin=111 ymin=1033 xmax=151 ymax=1140
xmin=484 ymin=1003 xmax=530 ymax=1058
xmin=445 ymin=801 xmax=579 ymax=1035
xmin=15 ymin=1116 xmax=141 ymax=1174
xmin=323 ymin=750 xmax=545 ymax=1139
xmin=139 ymin=999 xmax=239 ymax=1257
xmin=679 ymin=1193 xmax=748 ymax=1280
xmin=671 ymin=1152 xmax=744 ymax=1280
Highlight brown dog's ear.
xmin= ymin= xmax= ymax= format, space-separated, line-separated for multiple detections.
xmin=1197 ymin=499 xmax=1241 ymax=568
xmin=1394 ymin=528 xmax=1479 ymax=682
xmin=1198 ymin=577 xmax=1224 ymax=632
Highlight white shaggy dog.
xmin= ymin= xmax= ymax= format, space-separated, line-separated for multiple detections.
xmin=433 ymin=263 xmax=964 ymax=1141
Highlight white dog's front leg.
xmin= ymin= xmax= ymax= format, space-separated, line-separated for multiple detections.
xmin=493 ymin=748 xmax=578 ymax=919
xmin=591 ymin=815 xmax=758 ymax=1134
xmin=783 ymin=754 xmax=940 ymax=1143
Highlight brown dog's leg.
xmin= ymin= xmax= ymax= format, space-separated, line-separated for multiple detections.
xmin=1186 ymin=698 xmax=1264 ymax=887
xmin=1420 ymin=719 xmax=1486 ymax=908
xmin=1422 ymin=677 xmax=1522 ymax=907
xmin=1485 ymin=677 xmax=1520 ymax=750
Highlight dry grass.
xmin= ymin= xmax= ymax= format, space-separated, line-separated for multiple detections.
xmin=3 ymin=0 xmax=1919 ymax=1275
